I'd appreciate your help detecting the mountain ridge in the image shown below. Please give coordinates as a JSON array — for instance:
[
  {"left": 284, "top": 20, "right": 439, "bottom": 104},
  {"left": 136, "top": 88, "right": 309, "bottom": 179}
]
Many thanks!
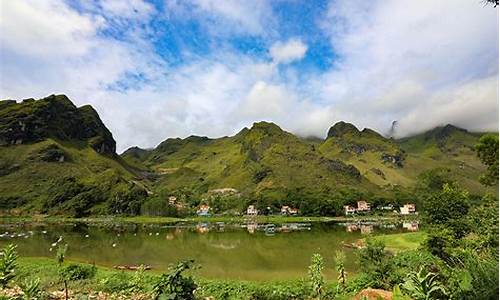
[{"left": 0, "top": 94, "right": 496, "bottom": 216}]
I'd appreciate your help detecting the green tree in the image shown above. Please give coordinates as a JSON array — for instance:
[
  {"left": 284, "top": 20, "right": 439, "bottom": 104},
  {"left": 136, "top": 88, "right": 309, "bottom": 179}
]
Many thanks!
[
  {"left": 423, "top": 183, "right": 470, "bottom": 238},
  {"left": 476, "top": 134, "right": 499, "bottom": 186}
]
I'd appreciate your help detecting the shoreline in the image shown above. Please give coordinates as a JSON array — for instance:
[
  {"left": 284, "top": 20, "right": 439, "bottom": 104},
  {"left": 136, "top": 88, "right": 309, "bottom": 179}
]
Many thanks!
[{"left": 0, "top": 214, "right": 419, "bottom": 225}]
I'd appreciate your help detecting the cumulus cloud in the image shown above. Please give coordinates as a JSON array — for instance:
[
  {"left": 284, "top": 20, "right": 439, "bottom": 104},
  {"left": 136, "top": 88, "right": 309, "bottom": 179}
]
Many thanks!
[
  {"left": 269, "top": 39, "right": 308, "bottom": 64},
  {"left": 314, "top": 0, "right": 499, "bottom": 137},
  {"left": 0, "top": 0, "right": 497, "bottom": 152}
]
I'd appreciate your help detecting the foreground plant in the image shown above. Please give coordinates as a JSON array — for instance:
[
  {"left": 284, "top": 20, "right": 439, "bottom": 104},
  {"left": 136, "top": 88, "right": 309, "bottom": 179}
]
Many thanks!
[
  {"left": 152, "top": 260, "right": 197, "bottom": 300},
  {"left": 401, "top": 267, "right": 447, "bottom": 300},
  {"left": 19, "top": 277, "right": 42, "bottom": 300},
  {"left": 0, "top": 244, "right": 17, "bottom": 288},
  {"left": 308, "top": 253, "right": 324, "bottom": 299},
  {"left": 335, "top": 251, "right": 347, "bottom": 292}
]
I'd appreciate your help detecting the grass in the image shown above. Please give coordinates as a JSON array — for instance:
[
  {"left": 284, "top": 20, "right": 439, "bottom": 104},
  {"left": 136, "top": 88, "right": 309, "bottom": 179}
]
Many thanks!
[
  {"left": 370, "top": 231, "right": 427, "bottom": 252},
  {"left": 13, "top": 256, "right": 346, "bottom": 299}
]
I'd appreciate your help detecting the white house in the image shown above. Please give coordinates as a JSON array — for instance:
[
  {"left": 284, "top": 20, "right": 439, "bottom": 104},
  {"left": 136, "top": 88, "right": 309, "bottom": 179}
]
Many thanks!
[
  {"left": 400, "top": 203, "right": 416, "bottom": 215},
  {"left": 344, "top": 205, "right": 356, "bottom": 216},
  {"left": 247, "top": 205, "right": 258, "bottom": 216}
]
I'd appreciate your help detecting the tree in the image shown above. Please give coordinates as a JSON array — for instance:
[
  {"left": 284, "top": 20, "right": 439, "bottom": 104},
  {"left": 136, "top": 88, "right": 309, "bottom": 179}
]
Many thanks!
[
  {"left": 423, "top": 184, "right": 470, "bottom": 238},
  {"left": 476, "top": 134, "right": 499, "bottom": 186}
]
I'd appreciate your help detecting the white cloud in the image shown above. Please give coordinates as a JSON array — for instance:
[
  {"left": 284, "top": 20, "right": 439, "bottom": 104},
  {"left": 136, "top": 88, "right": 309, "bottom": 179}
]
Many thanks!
[
  {"left": 314, "top": 0, "right": 499, "bottom": 137},
  {"left": 0, "top": 0, "right": 497, "bottom": 153},
  {"left": 269, "top": 39, "right": 308, "bottom": 64},
  {"left": 165, "top": 0, "right": 274, "bottom": 36}
]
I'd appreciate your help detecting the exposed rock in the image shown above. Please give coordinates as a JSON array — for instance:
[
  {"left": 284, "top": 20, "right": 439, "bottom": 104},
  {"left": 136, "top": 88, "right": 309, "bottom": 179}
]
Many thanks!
[
  {"left": 381, "top": 152, "right": 405, "bottom": 167},
  {"left": 370, "top": 168, "right": 386, "bottom": 179},
  {"left": 321, "top": 158, "right": 361, "bottom": 179},
  {"left": 354, "top": 288, "right": 393, "bottom": 300}
]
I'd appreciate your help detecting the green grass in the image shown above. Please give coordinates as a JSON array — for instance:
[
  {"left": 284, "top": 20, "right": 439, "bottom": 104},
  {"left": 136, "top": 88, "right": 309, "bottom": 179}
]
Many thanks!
[{"left": 370, "top": 231, "right": 427, "bottom": 252}]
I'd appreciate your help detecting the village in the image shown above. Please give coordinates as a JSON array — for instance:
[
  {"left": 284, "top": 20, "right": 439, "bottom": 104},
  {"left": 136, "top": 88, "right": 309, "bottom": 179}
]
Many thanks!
[{"left": 161, "top": 194, "right": 420, "bottom": 218}]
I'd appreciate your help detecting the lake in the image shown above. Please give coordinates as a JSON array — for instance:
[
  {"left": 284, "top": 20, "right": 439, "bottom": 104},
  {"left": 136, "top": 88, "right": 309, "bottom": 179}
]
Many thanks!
[{"left": 0, "top": 220, "right": 418, "bottom": 281}]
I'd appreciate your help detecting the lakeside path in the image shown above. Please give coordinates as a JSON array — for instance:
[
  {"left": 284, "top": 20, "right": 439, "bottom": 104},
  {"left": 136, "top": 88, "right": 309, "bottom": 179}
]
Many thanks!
[{"left": 0, "top": 214, "right": 419, "bottom": 224}]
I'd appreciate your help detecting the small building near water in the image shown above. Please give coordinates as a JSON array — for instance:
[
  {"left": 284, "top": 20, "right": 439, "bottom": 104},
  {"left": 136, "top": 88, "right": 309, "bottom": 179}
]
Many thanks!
[
  {"left": 357, "top": 201, "right": 371, "bottom": 212},
  {"left": 344, "top": 205, "right": 356, "bottom": 216},
  {"left": 197, "top": 204, "right": 211, "bottom": 216},
  {"left": 400, "top": 203, "right": 416, "bottom": 215},
  {"left": 281, "top": 206, "right": 299, "bottom": 215},
  {"left": 247, "top": 205, "right": 258, "bottom": 216}
]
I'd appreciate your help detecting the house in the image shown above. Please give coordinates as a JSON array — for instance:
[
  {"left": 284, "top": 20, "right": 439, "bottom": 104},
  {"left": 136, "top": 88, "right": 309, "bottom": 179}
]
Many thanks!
[
  {"left": 400, "top": 203, "right": 416, "bottom": 215},
  {"left": 281, "top": 206, "right": 299, "bottom": 215},
  {"left": 403, "top": 221, "right": 419, "bottom": 231},
  {"left": 247, "top": 205, "right": 258, "bottom": 216},
  {"left": 168, "top": 196, "right": 185, "bottom": 210},
  {"left": 357, "top": 201, "right": 371, "bottom": 212},
  {"left": 168, "top": 196, "right": 177, "bottom": 205},
  {"left": 197, "top": 204, "right": 211, "bottom": 216},
  {"left": 281, "top": 206, "right": 290, "bottom": 215},
  {"left": 344, "top": 205, "right": 356, "bottom": 216}
]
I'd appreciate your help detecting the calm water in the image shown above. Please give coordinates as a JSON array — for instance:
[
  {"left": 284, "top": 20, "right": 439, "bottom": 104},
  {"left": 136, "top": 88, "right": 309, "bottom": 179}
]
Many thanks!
[{"left": 0, "top": 221, "right": 418, "bottom": 281}]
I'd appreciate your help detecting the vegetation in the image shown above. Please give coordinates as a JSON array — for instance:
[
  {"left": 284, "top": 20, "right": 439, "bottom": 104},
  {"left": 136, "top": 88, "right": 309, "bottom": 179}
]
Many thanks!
[
  {"left": 0, "top": 244, "right": 17, "bottom": 288},
  {"left": 0, "top": 96, "right": 496, "bottom": 218}
]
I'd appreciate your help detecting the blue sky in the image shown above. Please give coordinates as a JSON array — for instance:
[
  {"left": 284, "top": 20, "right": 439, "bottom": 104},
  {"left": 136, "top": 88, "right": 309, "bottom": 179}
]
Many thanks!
[{"left": 0, "top": 0, "right": 498, "bottom": 151}]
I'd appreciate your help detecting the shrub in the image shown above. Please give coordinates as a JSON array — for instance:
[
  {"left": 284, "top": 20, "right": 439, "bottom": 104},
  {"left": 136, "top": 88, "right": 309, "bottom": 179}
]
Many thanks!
[
  {"left": 59, "top": 264, "right": 96, "bottom": 281},
  {"left": 152, "top": 260, "right": 197, "bottom": 300}
]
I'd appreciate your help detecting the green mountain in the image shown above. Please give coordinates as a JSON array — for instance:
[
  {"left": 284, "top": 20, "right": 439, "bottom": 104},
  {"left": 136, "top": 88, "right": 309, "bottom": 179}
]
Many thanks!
[
  {"left": 0, "top": 95, "right": 495, "bottom": 216},
  {"left": 0, "top": 95, "right": 145, "bottom": 216}
]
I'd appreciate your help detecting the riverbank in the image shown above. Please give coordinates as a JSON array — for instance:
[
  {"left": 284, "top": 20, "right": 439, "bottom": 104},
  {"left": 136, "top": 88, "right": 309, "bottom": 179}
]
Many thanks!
[
  {"left": 0, "top": 214, "right": 418, "bottom": 225},
  {"left": 10, "top": 256, "right": 346, "bottom": 300}
]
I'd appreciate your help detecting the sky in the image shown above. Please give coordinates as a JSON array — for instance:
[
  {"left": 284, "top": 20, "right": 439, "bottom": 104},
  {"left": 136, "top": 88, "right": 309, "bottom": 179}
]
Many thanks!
[{"left": 0, "top": 0, "right": 498, "bottom": 152}]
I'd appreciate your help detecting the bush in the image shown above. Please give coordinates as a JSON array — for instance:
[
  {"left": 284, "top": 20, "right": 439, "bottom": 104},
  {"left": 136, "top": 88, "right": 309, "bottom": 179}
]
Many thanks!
[
  {"left": 60, "top": 264, "right": 96, "bottom": 281},
  {"left": 152, "top": 260, "right": 197, "bottom": 300}
]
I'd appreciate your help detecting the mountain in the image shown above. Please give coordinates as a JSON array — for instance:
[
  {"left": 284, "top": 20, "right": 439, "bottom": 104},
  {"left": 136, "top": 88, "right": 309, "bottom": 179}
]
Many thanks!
[
  {"left": 0, "top": 95, "right": 495, "bottom": 216},
  {"left": 0, "top": 95, "right": 146, "bottom": 216}
]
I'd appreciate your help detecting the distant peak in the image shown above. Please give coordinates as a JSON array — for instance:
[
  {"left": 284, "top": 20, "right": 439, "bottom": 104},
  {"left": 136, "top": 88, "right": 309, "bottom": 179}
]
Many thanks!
[
  {"left": 327, "top": 121, "right": 360, "bottom": 138},
  {"left": 251, "top": 121, "right": 282, "bottom": 130}
]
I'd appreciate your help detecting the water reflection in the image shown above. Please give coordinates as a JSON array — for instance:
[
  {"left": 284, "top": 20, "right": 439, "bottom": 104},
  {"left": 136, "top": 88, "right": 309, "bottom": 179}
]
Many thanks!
[{"left": 0, "top": 220, "right": 419, "bottom": 281}]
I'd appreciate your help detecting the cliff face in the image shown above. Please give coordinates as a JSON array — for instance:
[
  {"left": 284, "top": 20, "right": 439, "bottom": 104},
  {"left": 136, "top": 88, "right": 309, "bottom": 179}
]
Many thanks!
[{"left": 0, "top": 95, "right": 116, "bottom": 155}]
